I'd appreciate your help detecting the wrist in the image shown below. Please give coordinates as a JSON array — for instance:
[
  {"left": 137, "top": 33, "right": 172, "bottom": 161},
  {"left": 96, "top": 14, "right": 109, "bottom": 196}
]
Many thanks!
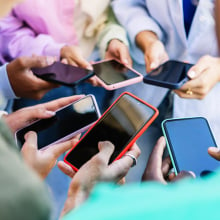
[{"left": 135, "top": 31, "right": 158, "bottom": 53}]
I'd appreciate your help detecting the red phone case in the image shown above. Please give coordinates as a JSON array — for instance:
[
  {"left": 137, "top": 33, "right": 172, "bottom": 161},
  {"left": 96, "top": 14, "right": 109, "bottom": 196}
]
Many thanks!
[{"left": 64, "top": 92, "right": 159, "bottom": 171}]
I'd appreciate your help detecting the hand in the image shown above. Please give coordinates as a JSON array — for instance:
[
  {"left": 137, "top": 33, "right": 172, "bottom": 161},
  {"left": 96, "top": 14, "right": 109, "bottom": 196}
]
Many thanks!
[
  {"left": 60, "top": 141, "right": 140, "bottom": 216},
  {"left": 105, "top": 39, "right": 132, "bottom": 67},
  {"left": 142, "top": 137, "right": 195, "bottom": 184},
  {"left": 135, "top": 31, "right": 169, "bottom": 73},
  {"left": 6, "top": 56, "right": 58, "bottom": 99},
  {"left": 3, "top": 95, "right": 84, "bottom": 133},
  {"left": 21, "top": 131, "right": 80, "bottom": 179},
  {"left": 174, "top": 56, "right": 220, "bottom": 99},
  {"left": 60, "top": 45, "right": 92, "bottom": 69},
  {"left": 208, "top": 146, "right": 220, "bottom": 161}
]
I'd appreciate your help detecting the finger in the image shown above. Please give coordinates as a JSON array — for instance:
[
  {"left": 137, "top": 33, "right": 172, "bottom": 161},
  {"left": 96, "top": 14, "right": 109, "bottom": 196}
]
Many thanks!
[
  {"left": 170, "top": 171, "right": 196, "bottom": 182},
  {"left": 51, "top": 134, "right": 81, "bottom": 158},
  {"left": 187, "top": 57, "right": 209, "bottom": 79},
  {"left": 162, "top": 156, "right": 172, "bottom": 176},
  {"left": 21, "top": 131, "right": 38, "bottom": 154},
  {"left": 57, "top": 161, "right": 76, "bottom": 178},
  {"left": 41, "top": 95, "right": 85, "bottom": 112},
  {"left": 208, "top": 147, "right": 220, "bottom": 161},
  {"left": 96, "top": 141, "right": 115, "bottom": 165},
  {"left": 117, "top": 177, "right": 126, "bottom": 185},
  {"left": 146, "top": 136, "right": 166, "bottom": 171},
  {"left": 15, "top": 56, "right": 55, "bottom": 70},
  {"left": 116, "top": 45, "right": 131, "bottom": 67},
  {"left": 142, "top": 136, "right": 166, "bottom": 181}
]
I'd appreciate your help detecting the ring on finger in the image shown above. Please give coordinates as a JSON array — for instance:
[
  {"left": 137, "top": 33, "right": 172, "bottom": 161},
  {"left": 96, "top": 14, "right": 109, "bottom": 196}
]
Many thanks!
[{"left": 124, "top": 153, "right": 137, "bottom": 167}]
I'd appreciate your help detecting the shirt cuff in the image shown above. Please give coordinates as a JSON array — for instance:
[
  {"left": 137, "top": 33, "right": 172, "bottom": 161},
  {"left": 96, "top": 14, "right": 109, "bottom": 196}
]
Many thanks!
[{"left": 0, "top": 63, "right": 17, "bottom": 100}]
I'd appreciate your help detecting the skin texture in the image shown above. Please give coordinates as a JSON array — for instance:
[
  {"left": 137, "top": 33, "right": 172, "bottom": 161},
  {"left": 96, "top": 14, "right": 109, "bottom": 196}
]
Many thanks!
[
  {"left": 6, "top": 56, "right": 59, "bottom": 99},
  {"left": 3, "top": 95, "right": 84, "bottom": 133},
  {"left": 60, "top": 141, "right": 141, "bottom": 217},
  {"left": 142, "top": 137, "right": 195, "bottom": 184},
  {"left": 135, "top": 31, "right": 169, "bottom": 73}
]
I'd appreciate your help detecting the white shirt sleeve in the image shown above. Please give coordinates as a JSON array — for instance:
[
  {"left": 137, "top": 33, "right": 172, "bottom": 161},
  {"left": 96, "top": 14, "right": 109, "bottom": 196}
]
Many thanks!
[{"left": 0, "top": 63, "right": 17, "bottom": 100}]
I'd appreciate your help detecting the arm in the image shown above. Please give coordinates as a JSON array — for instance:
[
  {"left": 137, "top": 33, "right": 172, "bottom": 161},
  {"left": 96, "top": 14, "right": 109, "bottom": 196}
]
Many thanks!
[
  {"left": 0, "top": 13, "right": 65, "bottom": 61},
  {"left": 111, "top": 0, "right": 168, "bottom": 71},
  {"left": 97, "top": 6, "right": 131, "bottom": 66}
]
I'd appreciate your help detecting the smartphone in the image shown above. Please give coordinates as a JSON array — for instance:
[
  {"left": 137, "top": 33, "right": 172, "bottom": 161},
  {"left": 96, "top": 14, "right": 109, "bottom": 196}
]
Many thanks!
[
  {"left": 64, "top": 92, "right": 159, "bottom": 171},
  {"left": 162, "top": 117, "right": 220, "bottom": 177},
  {"left": 143, "top": 60, "right": 193, "bottom": 89},
  {"left": 15, "top": 95, "right": 101, "bottom": 150},
  {"left": 32, "top": 61, "right": 94, "bottom": 86},
  {"left": 92, "top": 59, "right": 143, "bottom": 90}
]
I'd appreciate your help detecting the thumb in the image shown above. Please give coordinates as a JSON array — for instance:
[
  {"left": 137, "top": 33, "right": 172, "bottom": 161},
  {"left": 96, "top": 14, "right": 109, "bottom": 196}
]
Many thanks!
[
  {"left": 21, "top": 131, "right": 38, "bottom": 158},
  {"left": 96, "top": 141, "right": 115, "bottom": 165},
  {"left": 208, "top": 147, "right": 220, "bottom": 161}
]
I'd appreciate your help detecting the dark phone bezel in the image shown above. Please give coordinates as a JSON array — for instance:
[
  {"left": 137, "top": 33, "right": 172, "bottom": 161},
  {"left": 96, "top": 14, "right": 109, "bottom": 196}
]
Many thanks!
[
  {"left": 143, "top": 60, "right": 193, "bottom": 89},
  {"left": 64, "top": 91, "right": 159, "bottom": 171},
  {"left": 32, "top": 62, "right": 94, "bottom": 87},
  {"left": 15, "top": 95, "right": 101, "bottom": 150}
]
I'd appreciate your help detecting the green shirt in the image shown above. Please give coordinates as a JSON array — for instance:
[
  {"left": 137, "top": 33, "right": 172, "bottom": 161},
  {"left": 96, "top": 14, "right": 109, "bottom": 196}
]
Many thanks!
[{"left": 63, "top": 172, "right": 220, "bottom": 220}]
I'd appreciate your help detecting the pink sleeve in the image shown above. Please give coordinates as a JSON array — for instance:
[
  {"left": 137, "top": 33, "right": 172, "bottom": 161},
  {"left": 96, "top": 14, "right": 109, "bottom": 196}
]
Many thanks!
[{"left": 0, "top": 12, "right": 65, "bottom": 62}]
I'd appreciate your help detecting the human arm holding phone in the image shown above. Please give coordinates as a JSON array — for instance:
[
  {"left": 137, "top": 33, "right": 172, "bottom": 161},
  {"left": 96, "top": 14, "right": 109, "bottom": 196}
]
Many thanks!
[
  {"left": 0, "top": 56, "right": 58, "bottom": 102},
  {"left": 21, "top": 131, "right": 80, "bottom": 180},
  {"left": 3, "top": 95, "right": 84, "bottom": 133},
  {"left": 60, "top": 141, "right": 140, "bottom": 217},
  {"left": 174, "top": 56, "right": 220, "bottom": 99},
  {"left": 142, "top": 136, "right": 195, "bottom": 184}
]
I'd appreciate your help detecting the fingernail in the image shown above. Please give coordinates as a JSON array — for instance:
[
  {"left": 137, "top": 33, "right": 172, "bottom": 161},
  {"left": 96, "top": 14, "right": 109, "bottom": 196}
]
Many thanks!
[
  {"left": 45, "top": 110, "right": 56, "bottom": 116},
  {"left": 46, "top": 57, "right": 55, "bottom": 65},
  {"left": 150, "top": 62, "right": 157, "bottom": 69},
  {"left": 86, "top": 64, "right": 93, "bottom": 71},
  {"left": 189, "top": 171, "right": 196, "bottom": 178},
  {"left": 188, "top": 71, "right": 196, "bottom": 79},
  {"left": 209, "top": 147, "right": 220, "bottom": 153},
  {"left": 123, "top": 58, "right": 129, "bottom": 65}
]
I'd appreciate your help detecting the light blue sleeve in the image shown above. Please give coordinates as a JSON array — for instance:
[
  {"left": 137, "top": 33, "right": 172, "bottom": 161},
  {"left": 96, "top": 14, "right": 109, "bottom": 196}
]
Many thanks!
[
  {"left": 0, "top": 64, "right": 17, "bottom": 100},
  {"left": 112, "top": 0, "right": 165, "bottom": 64}
]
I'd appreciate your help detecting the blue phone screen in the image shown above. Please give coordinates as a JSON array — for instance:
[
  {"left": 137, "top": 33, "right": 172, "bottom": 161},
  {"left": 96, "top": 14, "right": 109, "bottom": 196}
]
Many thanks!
[{"left": 163, "top": 117, "right": 220, "bottom": 177}]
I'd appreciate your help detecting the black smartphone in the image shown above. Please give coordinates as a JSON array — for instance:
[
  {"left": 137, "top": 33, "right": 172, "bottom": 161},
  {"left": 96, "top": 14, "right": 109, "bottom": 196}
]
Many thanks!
[
  {"left": 92, "top": 59, "right": 143, "bottom": 90},
  {"left": 32, "top": 61, "right": 94, "bottom": 86},
  {"left": 143, "top": 60, "right": 193, "bottom": 89},
  {"left": 64, "top": 92, "right": 159, "bottom": 171},
  {"left": 162, "top": 117, "right": 220, "bottom": 177},
  {"left": 15, "top": 95, "right": 101, "bottom": 150}
]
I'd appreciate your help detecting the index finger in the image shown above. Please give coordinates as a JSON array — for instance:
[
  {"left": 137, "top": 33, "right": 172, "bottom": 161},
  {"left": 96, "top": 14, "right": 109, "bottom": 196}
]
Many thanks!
[{"left": 41, "top": 95, "right": 85, "bottom": 112}]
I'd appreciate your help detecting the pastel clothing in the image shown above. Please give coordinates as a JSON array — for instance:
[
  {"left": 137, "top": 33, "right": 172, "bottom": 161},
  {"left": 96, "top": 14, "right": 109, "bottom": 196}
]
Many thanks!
[
  {"left": 63, "top": 172, "right": 220, "bottom": 220},
  {"left": 0, "top": 0, "right": 77, "bottom": 62},
  {"left": 0, "top": 64, "right": 16, "bottom": 100},
  {"left": 74, "top": 0, "right": 128, "bottom": 59},
  {"left": 111, "top": 0, "right": 220, "bottom": 147},
  {"left": 0, "top": 119, "right": 51, "bottom": 219}
]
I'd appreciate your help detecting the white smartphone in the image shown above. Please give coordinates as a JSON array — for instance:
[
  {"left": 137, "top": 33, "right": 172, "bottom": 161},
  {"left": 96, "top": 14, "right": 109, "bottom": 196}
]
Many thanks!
[{"left": 15, "top": 95, "right": 101, "bottom": 150}]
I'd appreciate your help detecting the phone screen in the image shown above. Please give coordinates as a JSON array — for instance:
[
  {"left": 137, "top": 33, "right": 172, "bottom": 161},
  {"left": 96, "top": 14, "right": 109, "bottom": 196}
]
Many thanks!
[
  {"left": 32, "top": 62, "right": 94, "bottom": 86},
  {"left": 163, "top": 117, "right": 220, "bottom": 177},
  {"left": 144, "top": 60, "right": 192, "bottom": 89},
  {"left": 92, "top": 59, "right": 141, "bottom": 85},
  {"left": 65, "top": 93, "right": 158, "bottom": 170},
  {"left": 16, "top": 96, "right": 100, "bottom": 149}
]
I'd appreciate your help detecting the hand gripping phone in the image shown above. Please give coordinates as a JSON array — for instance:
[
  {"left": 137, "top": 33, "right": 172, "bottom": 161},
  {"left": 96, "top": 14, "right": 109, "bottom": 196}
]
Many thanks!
[
  {"left": 162, "top": 117, "right": 220, "bottom": 177},
  {"left": 15, "top": 95, "right": 101, "bottom": 150},
  {"left": 64, "top": 92, "right": 159, "bottom": 171},
  {"left": 92, "top": 59, "right": 143, "bottom": 90},
  {"left": 32, "top": 61, "right": 94, "bottom": 87},
  {"left": 143, "top": 60, "right": 193, "bottom": 89}
]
